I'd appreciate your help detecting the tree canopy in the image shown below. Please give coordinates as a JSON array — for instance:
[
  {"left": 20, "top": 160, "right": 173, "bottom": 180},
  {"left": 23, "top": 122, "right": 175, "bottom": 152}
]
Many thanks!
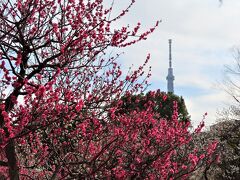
[{"left": 117, "top": 90, "right": 190, "bottom": 122}]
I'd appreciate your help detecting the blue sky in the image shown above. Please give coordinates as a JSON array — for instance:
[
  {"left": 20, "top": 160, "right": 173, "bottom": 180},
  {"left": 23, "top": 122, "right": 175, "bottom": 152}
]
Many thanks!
[{"left": 108, "top": 0, "right": 240, "bottom": 127}]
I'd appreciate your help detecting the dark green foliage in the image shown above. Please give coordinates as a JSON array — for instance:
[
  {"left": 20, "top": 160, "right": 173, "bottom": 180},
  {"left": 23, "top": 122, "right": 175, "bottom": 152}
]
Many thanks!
[{"left": 117, "top": 89, "right": 190, "bottom": 122}]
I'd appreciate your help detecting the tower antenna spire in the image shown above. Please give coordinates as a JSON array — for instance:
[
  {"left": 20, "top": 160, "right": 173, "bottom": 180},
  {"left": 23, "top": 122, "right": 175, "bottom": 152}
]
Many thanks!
[{"left": 169, "top": 39, "right": 172, "bottom": 68}]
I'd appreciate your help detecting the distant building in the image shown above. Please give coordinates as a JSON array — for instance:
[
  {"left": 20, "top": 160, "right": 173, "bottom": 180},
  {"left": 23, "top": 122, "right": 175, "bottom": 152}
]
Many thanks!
[{"left": 166, "top": 39, "right": 175, "bottom": 93}]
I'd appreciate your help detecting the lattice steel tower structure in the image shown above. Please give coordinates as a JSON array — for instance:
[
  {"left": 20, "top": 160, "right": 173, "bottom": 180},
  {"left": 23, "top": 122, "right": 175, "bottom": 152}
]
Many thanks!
[{"left": 166, "top": 39, "right": 175, "bottom": 93}]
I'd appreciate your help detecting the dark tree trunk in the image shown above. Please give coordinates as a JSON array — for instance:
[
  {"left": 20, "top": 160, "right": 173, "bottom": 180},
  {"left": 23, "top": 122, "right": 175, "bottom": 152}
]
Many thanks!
[
  {"left": 0, "top": 91, "right": 21, "bottom": 180},
  {"left": 5, "top": 139, "right": 19, "bottom": 180}
]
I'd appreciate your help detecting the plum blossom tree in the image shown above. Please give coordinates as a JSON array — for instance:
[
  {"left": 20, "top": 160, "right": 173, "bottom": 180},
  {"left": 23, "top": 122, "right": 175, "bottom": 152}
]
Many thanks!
[
  {"left": 13, "top": 91, "right": 219, "bottom": 179},
  {"left": 0, "top": 0, "right": 218, "bottom": 179},
  {"left": 210, "top": 120, "right": 240, "bottom": 179}
]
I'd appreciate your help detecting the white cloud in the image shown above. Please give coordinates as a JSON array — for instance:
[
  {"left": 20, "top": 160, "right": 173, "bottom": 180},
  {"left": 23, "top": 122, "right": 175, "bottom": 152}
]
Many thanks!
[{"left": 185, "top": 89, "right": 232, "bottom": 127}]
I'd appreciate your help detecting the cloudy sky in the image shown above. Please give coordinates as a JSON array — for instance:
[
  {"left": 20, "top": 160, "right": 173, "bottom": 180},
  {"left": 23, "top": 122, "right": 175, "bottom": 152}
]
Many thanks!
[{"left": 108, "top": 0, "right": 240, "bottom": 127}]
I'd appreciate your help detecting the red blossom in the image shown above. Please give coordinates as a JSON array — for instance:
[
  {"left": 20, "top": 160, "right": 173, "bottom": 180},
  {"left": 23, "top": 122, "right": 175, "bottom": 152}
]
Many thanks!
[{"left": 75, "top": 100, "right": 84, "bottom": 112}]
